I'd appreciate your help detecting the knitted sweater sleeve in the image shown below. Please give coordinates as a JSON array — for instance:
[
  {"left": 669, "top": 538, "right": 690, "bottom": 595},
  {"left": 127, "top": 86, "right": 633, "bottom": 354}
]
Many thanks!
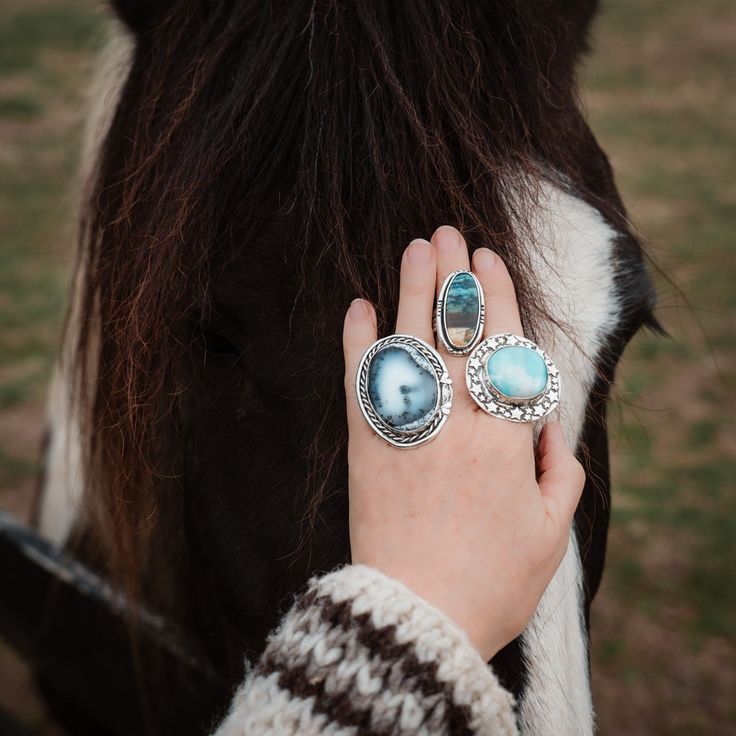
[{"left": 212, "top": 564, "right": 518, "bottom": 736}]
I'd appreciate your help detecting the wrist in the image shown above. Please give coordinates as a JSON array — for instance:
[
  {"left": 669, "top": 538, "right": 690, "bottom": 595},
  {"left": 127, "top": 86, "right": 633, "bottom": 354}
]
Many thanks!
[{"left": 353, "top": 559, "right": 509, "bottom": 661}]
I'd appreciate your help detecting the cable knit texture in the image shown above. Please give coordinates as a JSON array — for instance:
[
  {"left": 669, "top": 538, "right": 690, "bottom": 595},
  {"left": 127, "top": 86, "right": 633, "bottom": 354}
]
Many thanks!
[{"left": 213, "top": 565, "right": 518, "bottom": 735}]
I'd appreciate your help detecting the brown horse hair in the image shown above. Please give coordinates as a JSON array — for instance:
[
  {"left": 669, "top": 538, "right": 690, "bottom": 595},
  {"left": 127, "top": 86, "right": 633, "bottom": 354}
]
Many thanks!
[{"left": 72, "top": 0, "right": 630, "bottom": 598}]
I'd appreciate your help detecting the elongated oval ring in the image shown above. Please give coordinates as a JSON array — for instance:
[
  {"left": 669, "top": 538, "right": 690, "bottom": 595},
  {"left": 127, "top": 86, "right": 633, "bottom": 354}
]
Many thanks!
[
  {"left": 434, "top": 270, "right": 485, "bottom": 356},
  {"left": 465, "top": 333, "right": 560, "bottom": 422},
  {"left": 355, "top": 334, "right": 453, "bottom": 448}
]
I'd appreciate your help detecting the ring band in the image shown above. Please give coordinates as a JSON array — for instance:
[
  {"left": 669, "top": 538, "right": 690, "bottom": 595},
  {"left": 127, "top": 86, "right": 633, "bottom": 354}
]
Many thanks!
[
  {"left": 465, "top": 333, "right": 560, "bottom": 422},
  {"left": 434, "top": 270, "right": 485, "bottom": 356},
  {"left": 356, "top": 334, "right": 453, "bottom": 448}
]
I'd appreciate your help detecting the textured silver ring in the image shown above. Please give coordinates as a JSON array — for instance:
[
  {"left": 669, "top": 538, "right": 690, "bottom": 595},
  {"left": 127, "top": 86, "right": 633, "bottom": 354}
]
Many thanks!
[
  {"left": 355, "top": 334, "right": 453, "bottom": 448},
  {"left": 434, "top": 270, "right": 485, "bottom": 356},
  {"left": 465, "top": 333, "right": 560, "bottom": 422}
]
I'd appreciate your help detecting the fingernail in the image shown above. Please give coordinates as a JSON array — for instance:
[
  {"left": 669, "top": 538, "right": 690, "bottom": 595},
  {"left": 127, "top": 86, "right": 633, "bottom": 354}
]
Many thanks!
[
  {"left": 406, "top": 239, "right": 432, "bottom": 264},
  {"left": 474, "top": 248, "right": 497, "bottom": 272},
  {"left": 435, "top": 226, "right": 461, "bottom": 253},
  {"left": 348, "top": 298, "right": 369, "bottom": 321}
]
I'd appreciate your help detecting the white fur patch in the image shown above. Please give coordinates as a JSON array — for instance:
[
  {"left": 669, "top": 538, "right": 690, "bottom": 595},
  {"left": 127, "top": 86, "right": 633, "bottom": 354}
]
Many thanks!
[
  {"left": 38, "top": 25, "right": 134, "bottom": 546},
  {"left": 517, "top": 181, "right": 623, "bottom": 735},
  {"left": 39, "top": 367, "right": 84, "bottom": 545}
]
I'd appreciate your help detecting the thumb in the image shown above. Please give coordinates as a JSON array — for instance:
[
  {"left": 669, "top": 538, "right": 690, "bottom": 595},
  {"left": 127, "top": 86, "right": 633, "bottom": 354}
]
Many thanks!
[{"left": 537, "top": 421, "right": 585, "bottom": 526}]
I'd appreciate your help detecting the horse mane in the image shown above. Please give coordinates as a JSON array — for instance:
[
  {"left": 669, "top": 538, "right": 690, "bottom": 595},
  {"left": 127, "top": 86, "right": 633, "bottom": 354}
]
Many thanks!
[{"left": 72, "top": 0, "right": 626, "bottom": 595}]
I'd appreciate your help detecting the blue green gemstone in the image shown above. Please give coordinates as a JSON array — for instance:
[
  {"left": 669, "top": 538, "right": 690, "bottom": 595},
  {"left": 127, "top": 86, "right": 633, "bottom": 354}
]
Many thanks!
[
  {"left": 444, "top": 272, "right": 480, "bottom": 349},
  {"left": 485, "top": 346, "right": 548, "bottom": 400}
]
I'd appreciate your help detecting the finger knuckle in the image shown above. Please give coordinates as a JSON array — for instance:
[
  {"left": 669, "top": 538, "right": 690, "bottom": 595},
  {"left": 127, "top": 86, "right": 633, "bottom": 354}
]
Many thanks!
[
  {"left": 401, "top": 281, "right": 430, "bottom": 299},
  {"left": 489, "top": 260, "right": 514, "bottom": 288},
  {"left": 570, "top": 457, "right": 586, "bottom": 488}
]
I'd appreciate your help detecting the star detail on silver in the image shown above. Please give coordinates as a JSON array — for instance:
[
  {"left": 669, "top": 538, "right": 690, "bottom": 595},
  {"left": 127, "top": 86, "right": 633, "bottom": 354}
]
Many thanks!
[{"left": 464, "top": 333, "right": 560, "bottom": 423}]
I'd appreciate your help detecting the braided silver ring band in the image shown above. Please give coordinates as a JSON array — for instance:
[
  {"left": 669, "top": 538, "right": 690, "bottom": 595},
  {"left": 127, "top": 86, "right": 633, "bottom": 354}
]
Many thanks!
[{"left": 355, "top": 334, "right": 453, "bottom": 448}]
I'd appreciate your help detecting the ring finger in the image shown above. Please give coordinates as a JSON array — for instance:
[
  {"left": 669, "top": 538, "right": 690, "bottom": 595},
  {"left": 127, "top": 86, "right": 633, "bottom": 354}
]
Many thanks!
[
  {"left": 471, "top": 248, "right": 524, "bottom": 338},
  {"left": 471, "top": 247, "right": 532, "bottom": 441}
]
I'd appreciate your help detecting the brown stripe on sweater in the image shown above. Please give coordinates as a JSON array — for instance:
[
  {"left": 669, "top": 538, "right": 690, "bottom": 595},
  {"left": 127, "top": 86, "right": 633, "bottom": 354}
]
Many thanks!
[
  {"left": 263, "top": 588, "right": 476, "bottom": 734},
  {"left": 315, "top": 594, "right": 475, "bottom": 735},
  {"left": 259, "top": 654, "right": 388, "bottom": 736}
]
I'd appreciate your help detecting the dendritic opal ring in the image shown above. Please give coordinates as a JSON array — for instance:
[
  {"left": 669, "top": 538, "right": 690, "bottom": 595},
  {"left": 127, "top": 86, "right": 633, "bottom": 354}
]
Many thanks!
[
  {"left": 435, "top": 270, "right": 485, "bottom": 356},
  {"left": 355, "top": 334, "right": 453, "bottom": 448},
  {"left": 465, "top": 333, "right": 560, "bottom": 422}
]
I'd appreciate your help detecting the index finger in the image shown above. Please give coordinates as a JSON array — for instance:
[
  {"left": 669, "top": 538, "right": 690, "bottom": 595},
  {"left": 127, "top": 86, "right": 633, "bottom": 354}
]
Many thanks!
[{"left": 343, "top": 298, "right": 378, "bottom": 439}]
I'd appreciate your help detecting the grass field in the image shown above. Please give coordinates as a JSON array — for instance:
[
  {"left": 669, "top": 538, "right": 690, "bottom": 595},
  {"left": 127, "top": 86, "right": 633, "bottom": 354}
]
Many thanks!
[
  {"left": 584, "top": 2, "right": 736, "bottom": 732},
  {"left": 0, "top": 1, "right": 734, "bottom": 733}
]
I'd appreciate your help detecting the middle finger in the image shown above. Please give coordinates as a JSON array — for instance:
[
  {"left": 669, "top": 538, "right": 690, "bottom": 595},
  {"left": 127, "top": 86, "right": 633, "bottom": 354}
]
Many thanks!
[
  {"left": 432, "top": 226, "right": 476, "bottom": 392},
  {"left": 432, "top": 225, "right": 472, "bottom": 312}
]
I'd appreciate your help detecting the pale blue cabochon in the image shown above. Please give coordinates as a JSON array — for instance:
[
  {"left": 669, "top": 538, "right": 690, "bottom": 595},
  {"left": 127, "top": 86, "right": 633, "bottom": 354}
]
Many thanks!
[
  {"left": 485, "top": 345, "right": 548, "bottom": 400},
  {"left": 367, "top": 345, "right": 439, "bottom": 431},
  {"left": 443, "top": 272, "right": 481, "bottom": 349}
]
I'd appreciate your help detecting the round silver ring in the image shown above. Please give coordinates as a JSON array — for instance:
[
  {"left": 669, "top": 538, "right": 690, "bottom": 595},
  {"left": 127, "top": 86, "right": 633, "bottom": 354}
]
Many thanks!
[
  {"left": 465, "top": 333, "right": 560, "bottom": 422},
  {"left": 434, "top": 270, "right": 485, "bottom": 356},
  {"left": 355, "top": 334, "right": 453, "bottom": 448}
]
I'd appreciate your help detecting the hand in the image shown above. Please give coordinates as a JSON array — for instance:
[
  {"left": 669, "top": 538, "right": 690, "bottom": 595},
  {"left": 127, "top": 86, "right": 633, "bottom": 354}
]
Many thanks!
[{"left": 342, "top": 226, "right": 585, "bottom": 661}]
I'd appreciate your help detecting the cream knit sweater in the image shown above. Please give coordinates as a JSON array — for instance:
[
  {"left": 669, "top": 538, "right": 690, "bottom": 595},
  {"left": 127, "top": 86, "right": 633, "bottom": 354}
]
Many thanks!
[{"left": 213, "top": 565, "right": 518, "bottom": 735}]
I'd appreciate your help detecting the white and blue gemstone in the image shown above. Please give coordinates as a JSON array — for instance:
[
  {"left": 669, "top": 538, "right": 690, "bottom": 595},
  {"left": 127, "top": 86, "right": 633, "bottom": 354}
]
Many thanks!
[
  {"left": 485, "top": 345, "right": 548, "bottom": 400},
  {"left": 358, "top": 335, "right": 452, "bottom": 447},
  {"left": 367, "top": 345, "right": 439, "bottom": 431}
]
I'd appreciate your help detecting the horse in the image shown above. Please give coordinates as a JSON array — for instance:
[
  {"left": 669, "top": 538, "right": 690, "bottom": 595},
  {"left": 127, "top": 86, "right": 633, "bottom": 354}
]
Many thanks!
[{"left": 36, "top": 1, "right": 658, "bottom": 733}]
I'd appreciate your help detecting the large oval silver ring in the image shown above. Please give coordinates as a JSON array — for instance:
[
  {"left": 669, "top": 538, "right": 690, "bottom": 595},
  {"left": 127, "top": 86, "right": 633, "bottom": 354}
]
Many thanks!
[
  {"left": 434, "top": 270, "right": 485, "bottom": 356},
  {"left": 355, "top": 334, "right": 453, "bottom": 448},
  {"left": 465, "top": 333, "right": 560, "bottom": 422}
]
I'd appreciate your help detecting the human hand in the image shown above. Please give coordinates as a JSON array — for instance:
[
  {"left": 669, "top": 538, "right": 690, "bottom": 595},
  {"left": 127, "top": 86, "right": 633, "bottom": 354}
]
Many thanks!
[{"left": 343, "top": 226, "right": 585, "bottom": 661}]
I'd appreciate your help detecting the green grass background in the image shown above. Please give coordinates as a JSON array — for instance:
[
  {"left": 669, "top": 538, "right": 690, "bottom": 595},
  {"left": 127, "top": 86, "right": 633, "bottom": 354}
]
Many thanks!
[{"left": 0, "top": 1, "right": 733, "bottom": 733}]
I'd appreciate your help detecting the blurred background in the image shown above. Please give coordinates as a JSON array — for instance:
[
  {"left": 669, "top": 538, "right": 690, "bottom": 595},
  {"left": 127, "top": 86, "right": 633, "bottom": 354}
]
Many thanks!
[{"left": 0, "top": 0, "right": 733, "bottom": 733}]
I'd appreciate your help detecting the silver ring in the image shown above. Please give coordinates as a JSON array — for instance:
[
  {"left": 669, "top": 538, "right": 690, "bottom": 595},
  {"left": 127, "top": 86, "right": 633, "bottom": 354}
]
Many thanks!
[
  {"left": 465, "top": 333, "right": 560, "bottom": 422},
  {"left": 434, "top": 270, "right": 485, "bottom": 356},
  {"left": 355, "top": 334, "right": 453, "bottom": 448}
]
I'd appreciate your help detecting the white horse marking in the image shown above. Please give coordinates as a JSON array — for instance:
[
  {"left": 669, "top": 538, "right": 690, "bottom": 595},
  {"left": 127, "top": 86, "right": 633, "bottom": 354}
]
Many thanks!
[
  {"left": 39, "top": 24, "right": 133, "bottom": 546},
  {"left": 518, "top": 181, "right": 623, "bottom": 735}
]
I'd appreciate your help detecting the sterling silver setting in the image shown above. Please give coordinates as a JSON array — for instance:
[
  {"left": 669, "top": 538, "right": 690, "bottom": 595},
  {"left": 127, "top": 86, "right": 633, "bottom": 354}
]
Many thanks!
[
  {"left": 356, "top": 334, "right": 453, "bottom": 448},
  {"left": 465, "top": 333, "right": 560, "bottom": 422},
  {"left": 434, "top": 270, "right": 485, "bottom": 356}
]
